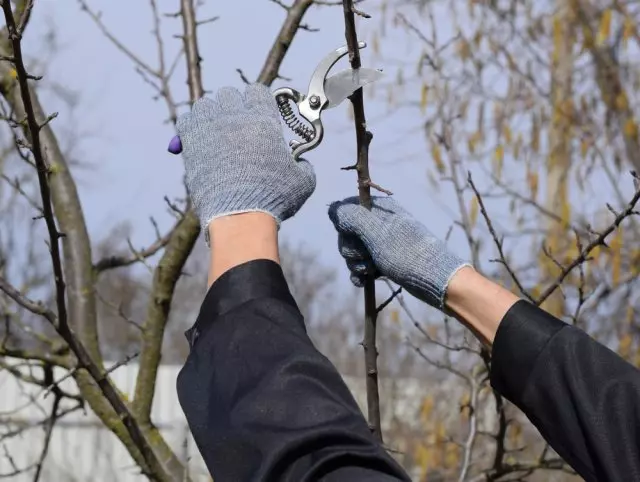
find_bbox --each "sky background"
[18,0,468,286]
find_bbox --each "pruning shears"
[167,42,383,159]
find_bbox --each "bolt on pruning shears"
[273,41,383,159]
[167,42,383,158]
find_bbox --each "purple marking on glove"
[168,135,182,154]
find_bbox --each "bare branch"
[257,0,314,85]
[537,173,640,306]
[0,3,177,479]
[342,0,382,443]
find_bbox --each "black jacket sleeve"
[490,300,640,482]
[176,259,410,482]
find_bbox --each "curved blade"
[324,68,384,109]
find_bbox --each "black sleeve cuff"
[184,259,299,348]
[490,300,568,403]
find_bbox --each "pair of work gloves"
[176,84,469,310]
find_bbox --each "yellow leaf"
[616,92,629,111]
[624,118,638,138]
[531,114,540,153]
[597,9,612,46]
[431,143,445,173]
[494,144,504,179]
[456,38,471,60]
[420,395,434,422]
[417,50,425,76]
[9,68,17,79]
[459,98,470,119]
[420,83,428,113]
[527,169,539,199]
[623,16,633,50]
[619,333,632,359]
[582,23,594,51]
[503,125,512,144]
[631,249,640,276]
[372,32,380,55]
[467,131,482,154]
[473,30,482,48]
[552,14,563,64]
[611,227,623,286]
[580,137,590,158]
[514,134,522,159]
[560,198,571,228]
[389,309,399,324]
[444,442,459,468]
[469,196,479,227]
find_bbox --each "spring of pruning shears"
[273,41,383,159]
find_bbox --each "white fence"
[0,360,490,481]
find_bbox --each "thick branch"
[342,0,382,442]
[0,4,178,480]
[257,0,314,84]
[0,8,100,364]
[179,0,204,100]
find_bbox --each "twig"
[458,375,479,482]
[93,225,178,272]
[537,172,640,306]
[342,0,382,442]
[376,286,402,314]
[467,172,535,302]
[32,366,61,482]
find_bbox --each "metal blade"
[324,68,384,109]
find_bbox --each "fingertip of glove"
[216,87,244,112]
[350,273,365,288]
[245,83,278,113]
[190,97,218,119]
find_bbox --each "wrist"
[207,212,279,286]
[444,266,519,345]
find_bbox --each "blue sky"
[21,0,467,282]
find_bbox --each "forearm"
[208,212,279,286]
[444,266,519,346]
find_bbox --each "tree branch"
[341,0,383,443]
[257,0,314,84]
[0,3,180,480]
[537,172,640,306]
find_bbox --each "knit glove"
[175,84,316,241]
[328,196,471,310]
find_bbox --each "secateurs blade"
[273,41,383,159]
[166,42,383,157]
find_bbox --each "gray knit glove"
[176,84,316,241]
[328,196,471,310]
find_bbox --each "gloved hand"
[175,84,316,242]
[328,196,471,310]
